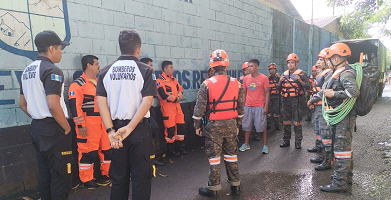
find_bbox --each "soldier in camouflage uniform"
[193,49,244,197]
[309,43,359,192]
[278,53,311,149]
[307,48,332,155]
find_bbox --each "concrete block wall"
[0,0,341,197]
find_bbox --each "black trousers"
[110,119,155,200]
[30,118,72,200]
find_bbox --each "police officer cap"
[35,30,70,48]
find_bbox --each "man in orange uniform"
[69,55,111,189]
[157,61,187,157]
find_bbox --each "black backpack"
[351,63,377,116]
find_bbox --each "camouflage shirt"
[193,71,244,129]
[311,64,360,104]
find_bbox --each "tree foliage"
[327,0,391,39]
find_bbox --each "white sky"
[290,0,391,50]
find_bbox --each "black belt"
[113,117,149,124]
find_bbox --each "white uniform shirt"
[96,56,157,120]
[21,56,68,119]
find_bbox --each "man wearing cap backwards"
[19,30,72,199]
[278,53,311,149]
[308,43,359,192]
[193,49,244,197]
[266,63,281,131]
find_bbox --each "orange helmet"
[210,49,229,68]
[325,43,351,59]
[311,65,318,71]
[242,62,249,70]
[286,53,299,63]
[318,48,329,58]
[268,63,277,69]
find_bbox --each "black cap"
[34,30,70,48]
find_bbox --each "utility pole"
[311,0,314,24]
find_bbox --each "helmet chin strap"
[330,57,346,69]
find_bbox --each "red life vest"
[205,75,240,120]
[269,75,280,95]
[281,69,304,98]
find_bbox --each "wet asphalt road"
[68,85,391,200]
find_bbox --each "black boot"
[295,141,301,149]
[307,139,321,152]
[230,186,240,195]
[330,175,353,184]
[199,187,217,197]
[166,143,180,157]
[280,141,290,147]
[320,183,347,193]
[175,141,187,155]
[315,151,332,170]
[310,148,325,163]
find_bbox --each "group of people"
[18,28,359,200]
[193,42,360,197]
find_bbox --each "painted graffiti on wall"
[0,0,70,60]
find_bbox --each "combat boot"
[295,141,301,149]
[310,148,325,163]
[320,182,347,193]
[230,186,240,195]
[330,175,352,184]
[166,143,180,157]
[307,141,320,152]
[199,187,217,197]
[315,151,332,171]
[280,141,290,147]
[175,141,187,155]
[310,154,324,163]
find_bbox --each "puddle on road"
[191,171,330,200]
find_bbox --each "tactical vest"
[205,75,240,120]
[312,69,333,105]
[281,69,304,98]
[269,75,280,95]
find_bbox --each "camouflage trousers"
[312,106,323,147]
[204,118,240,191]
[320,112,355,187]
[282,96,304,142]
[267,94,281,128]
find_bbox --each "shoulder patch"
[152,74,156,80]
[69,91,75,96]
[157,82,161,86]
[51,74,62,82]
[210,77,217,83]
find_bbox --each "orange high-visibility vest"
[205,75,240,120]
[281,69,304,98]
[269,75,280,95]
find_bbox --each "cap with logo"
[34,30,70,48]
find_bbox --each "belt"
[113,117,149,124]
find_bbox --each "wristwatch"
[106,127,114,133]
